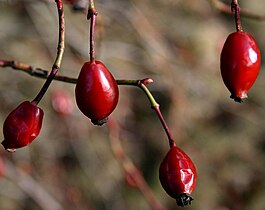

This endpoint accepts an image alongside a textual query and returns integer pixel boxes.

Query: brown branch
[0,60,77,84]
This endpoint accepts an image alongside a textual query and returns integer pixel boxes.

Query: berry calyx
[75,61,119,125]
[220,31,261,102]
[2,101,44,152]
[159,145,197,207]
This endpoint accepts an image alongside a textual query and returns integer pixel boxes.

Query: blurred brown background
[0,0,265,210]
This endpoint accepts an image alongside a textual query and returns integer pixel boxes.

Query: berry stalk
[118,79,176,148]
[87,0,97,63]
[32,0,65,104]
[231,0,243,32]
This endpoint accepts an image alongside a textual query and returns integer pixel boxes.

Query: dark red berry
[2,101,44,152]
[75,61,119,125]
[220,31,261,102]
[51,90,73,116]
[159,145,197,207]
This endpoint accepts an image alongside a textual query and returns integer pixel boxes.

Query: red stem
[231,0,243,32]
[153,106,176,148]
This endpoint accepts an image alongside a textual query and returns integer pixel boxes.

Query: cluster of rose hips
[0,0,261,207]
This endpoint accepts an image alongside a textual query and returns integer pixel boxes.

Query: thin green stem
[32,0,65,104]
[138,82,159,108]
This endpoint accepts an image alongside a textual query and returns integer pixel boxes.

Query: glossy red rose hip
[2,101,44,152]
[159,145,197,207]
[220,31,261,102]
[75,61,119,125]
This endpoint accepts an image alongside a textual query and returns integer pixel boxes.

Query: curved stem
[32,0,65,104]
[87,0,97,63]
[118,79,176,148]
[231,0,243,32]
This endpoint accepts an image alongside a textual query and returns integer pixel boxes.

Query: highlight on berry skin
[2,101,44,152]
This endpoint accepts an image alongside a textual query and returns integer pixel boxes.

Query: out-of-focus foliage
[0,0,265,210]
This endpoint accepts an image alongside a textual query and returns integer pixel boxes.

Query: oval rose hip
[2,101,44,152]
[220,31,261,102]
[159,145,197,207]
[75,61,119,125]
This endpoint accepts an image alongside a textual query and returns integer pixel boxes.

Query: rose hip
[2,101,44,152]
[220,31,261,102]
[75,61,119,125]
[159,145,197,207]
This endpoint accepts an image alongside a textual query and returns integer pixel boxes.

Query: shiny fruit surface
[2,101,44,152]
[75,61,119,125]
[220,31,261,102]
[159,145,197,206]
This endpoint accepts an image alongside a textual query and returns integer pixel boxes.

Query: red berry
[2,101,44,152]
[220,31,261,102]
[159,145,197,207]
[51,90,73,116]
[75,61,119,125]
